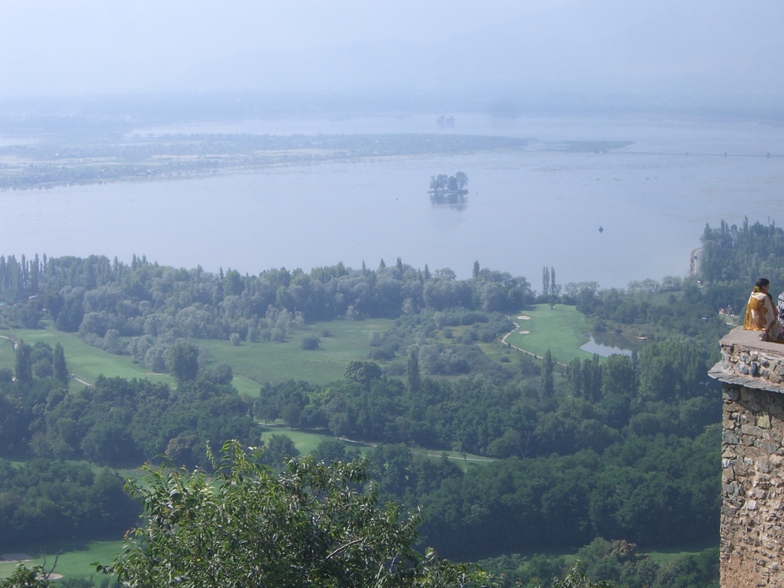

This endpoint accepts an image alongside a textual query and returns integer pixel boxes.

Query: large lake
[1,114,782,289]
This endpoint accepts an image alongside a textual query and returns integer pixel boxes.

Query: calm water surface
[2,115,783,289]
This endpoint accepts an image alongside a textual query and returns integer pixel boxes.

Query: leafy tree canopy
[99,441,493,588]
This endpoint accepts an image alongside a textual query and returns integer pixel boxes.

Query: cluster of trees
[479,539,718,588]
[429,172,469,203]
[565,219,784,352]
[700,218,784,288]
[1,342,257,469]
[436,114,456,128]
[356,429,719,560]
[0,254,532,378]
[7,443,628,588]
[256,336,718,461]
[94,441,495,588]
[0,458,138,550]
[8,340,69,387]
[260,405,720,563]
[36,376,254,468]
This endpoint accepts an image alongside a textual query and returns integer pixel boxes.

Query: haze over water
[1,114,782,290]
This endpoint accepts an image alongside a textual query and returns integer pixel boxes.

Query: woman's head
[756,278,770,289]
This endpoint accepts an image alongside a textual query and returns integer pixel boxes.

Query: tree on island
[429,172,468,203]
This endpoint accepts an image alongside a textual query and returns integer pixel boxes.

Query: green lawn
[261,425,349,456]
[504,304,595,365]
[645,545,718,565]
[200,318,394,391]
[0,319,393,395]
[1,309,597,392]
[262,425,494,471]
[0,326,173,390]
[0,539,124,583]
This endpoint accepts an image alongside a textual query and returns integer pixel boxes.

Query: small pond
[580,332,646,358]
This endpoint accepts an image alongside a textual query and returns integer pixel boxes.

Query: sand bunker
[1,553,32,562]
[518,330,530,335]
[0,554,63,580]
[517,315,531,320]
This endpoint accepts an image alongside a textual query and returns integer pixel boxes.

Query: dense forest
[0,219,778,587]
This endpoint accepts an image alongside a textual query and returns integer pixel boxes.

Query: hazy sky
[2,0,783,110]
[1,0,520,95]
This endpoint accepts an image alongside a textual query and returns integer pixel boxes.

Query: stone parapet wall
[711,327,784,392]
[711,327,784,587]
[720,384,784,587]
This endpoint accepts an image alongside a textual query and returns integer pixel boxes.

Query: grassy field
[0,539,124,583]
[0,318,393,395]
[261,425,349,456]
[503,304,596,365]
[0,326,174,390]
[1,308,599,392]
[196,318,394,391]
[262,425,494,471]
[645,545,718,565]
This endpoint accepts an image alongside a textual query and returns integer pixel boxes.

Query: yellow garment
[744,287,782,338]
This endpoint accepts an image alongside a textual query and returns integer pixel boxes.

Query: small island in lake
[429,171,468,203]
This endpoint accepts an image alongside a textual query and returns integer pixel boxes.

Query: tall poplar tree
[53,342,69,385]
[542,266,550,296]
[14,341,32,387]
[540,349,554,398]
[407,348,421,395]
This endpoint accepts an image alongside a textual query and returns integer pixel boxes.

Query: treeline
[1,218,758,370]
[479,539,718,588]
[361,430,719,561]
[0,350,258,468]
[276,435,718,585]
[561,279,730,353]
[570,219,784,349]
[423,429,717,559]
[0,458,138,550]
[700,218,784,288]
[256,337,718,460]
[250,334,721,561]
[0,254,532,371]
[0,248,733,381]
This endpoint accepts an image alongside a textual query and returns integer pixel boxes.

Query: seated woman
[744,278,784,341]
